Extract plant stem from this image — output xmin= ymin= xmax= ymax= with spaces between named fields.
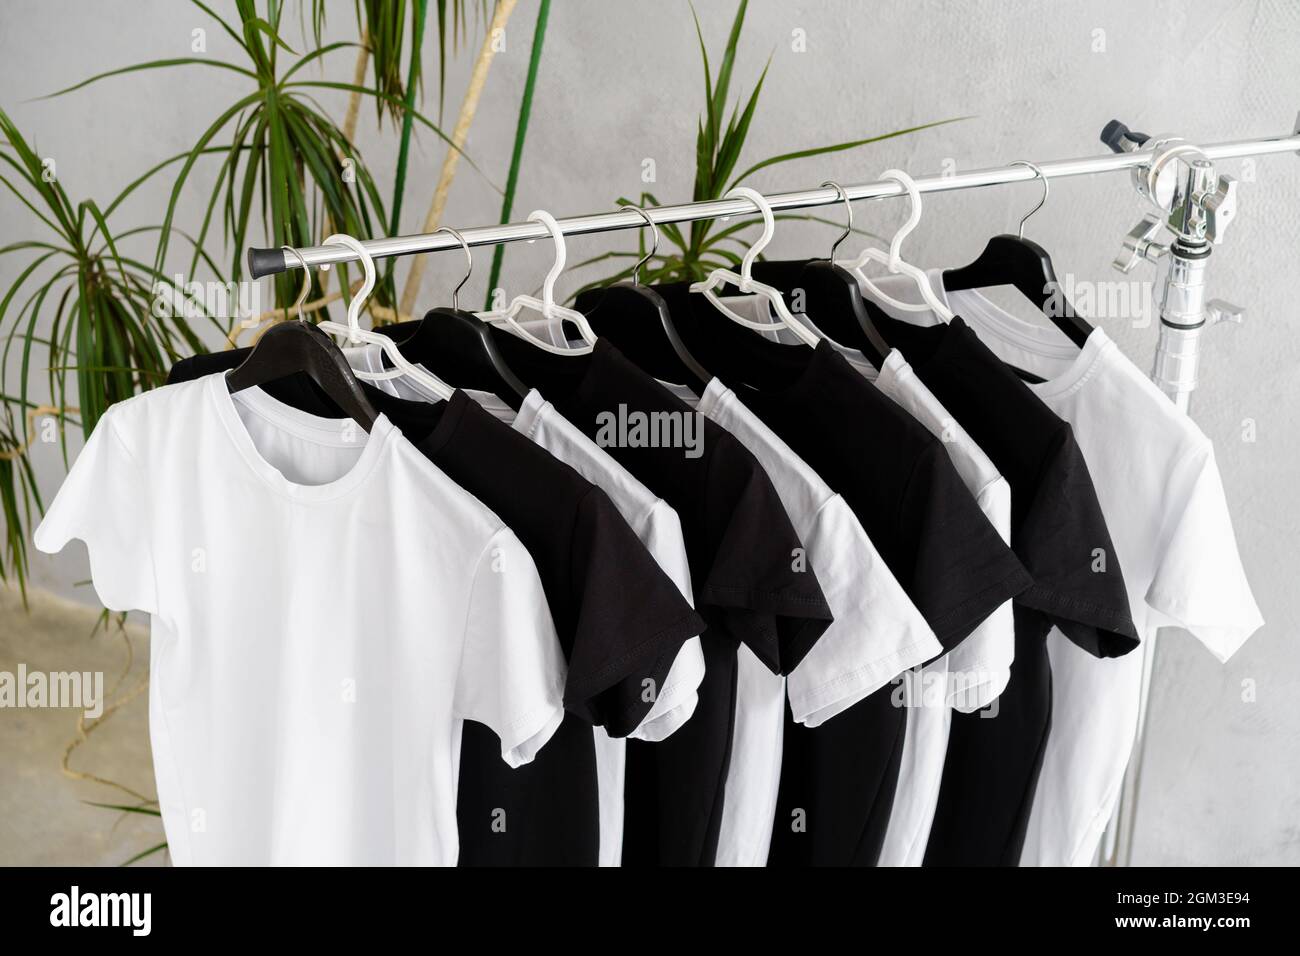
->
xmin=483 ymin=0 xmax=549 ymax=310
xmin=342 ymin=29 xmax=371 ymax=146
xmin=389 ymin=0 xmax=428 ymax=238
xmin=400 ymin=0 xmax=518 ymax=318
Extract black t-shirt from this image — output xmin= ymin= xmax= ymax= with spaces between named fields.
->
xmin=858 ymin=313 xmax=1139 ymax=866
xmin=651 ymin=282 xmax=1033 ymax=865
xmin=169 ymin=351 xmax=706 ymax=866
xmin=478 ymin=335 xmax=836 ymax=866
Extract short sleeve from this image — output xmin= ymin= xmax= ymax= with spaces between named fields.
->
xmin=1016 ymin=425 xmax=1139 ymax=658
xmin=1146 ymin=441 xmax=1263 ymax=662
xmin=562 ymin=487 xmax=707 ymax=737
xmin=628 ymin=500 xmax=706 ymax=742
xmin=899 ymin=441 xmax=1032 ymax=649
xmin=787 ymin=494 xmax=941 ymax=727
xmin=628 ymin=637 xmax=705 ymax=742
xmin=33 ymin=408 xmax=158 ymax=617
xmin=454 ymin=528 xmax=566 ymax=768
xmin=944 ymin=476 xmax=1016 ymax=712
xmin=699 ymin=437 xmax=834 ymax=675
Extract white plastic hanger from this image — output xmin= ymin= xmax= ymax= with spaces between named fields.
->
xmin=316 ymin=233 xmax=454 ymax=400
xmin=687 ymin=186 xmax=820 ymax=347
xmin=477 ymin=210 xmax=596 ymax=355
xmin=845 ymin=169 xmax=956 ymax=321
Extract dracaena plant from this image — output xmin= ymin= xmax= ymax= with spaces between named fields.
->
xmin=48 ymin=0 xmax=482 ymax=318
xmin=572 ymin=0 xmax=963 ymax=297
xmin=0 ymin=109 xmax=228 ymax=591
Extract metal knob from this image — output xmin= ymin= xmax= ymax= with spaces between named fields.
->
xmin=1206 ymin=299 xmax=1245 ymax=326
xmin=1113 ymin=214 xmax=1167 ymax=274
xmin=1200 ymin=175 xmax=1238 ymax=244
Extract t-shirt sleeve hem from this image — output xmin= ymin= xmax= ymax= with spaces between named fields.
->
xmin=790 ymin=634 xmax=942 ymax=728
xmin=1016 ymin=583 xmax=1139 ymax=658
xmin=926 ymin=562 xmax=1032 ymax=651
xmin=562 ymin=609 xmax=706 ymax=736
xmin=698 ymin=582 xmax=834 ymax=675
xmin=627 ymin=686 xmax=699 ymax=743
xmin=626 ymin=637 xmax=704 ymax=742
xmin=1144 ymin=586 xmax=1263 ymax=663
xmin=497 ymin=691 xmax=567 ymax=769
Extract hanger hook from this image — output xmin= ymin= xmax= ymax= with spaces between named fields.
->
xmin=820 ymin=181 xmax=853 ymax=265
xmin=432 ymin=226 xmax=472 ymax=309
xmin=322 ymin=234 xmax=376 ymax=344
xmin=281 ymin=246 xmax=311 ymax=322
xmin=619 ymin=204 xmax=659 ymax=285
xmin=724 ymin=186 xmax=775 ymax=287
xmin=1009 ymin=160 xmax=1048 ymax=240
xmin=877 ymin=169 xmax=923 ymax=272
xmin=526 ymin=210 xmax=567 ymax=319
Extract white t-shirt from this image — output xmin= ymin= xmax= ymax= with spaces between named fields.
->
xmin=347 ymin=345 xmax=705 ymax=867
xmin=864 ymin=271 xmax=1264 ymax=866
xmin=34 ymin=374 xmax=566 ymax=865
xmin=672 ymin=377 xmax=941 ymax=867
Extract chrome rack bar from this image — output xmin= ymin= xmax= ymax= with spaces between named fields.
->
xmin=247 ymin=123 xmax=1300 ymax=279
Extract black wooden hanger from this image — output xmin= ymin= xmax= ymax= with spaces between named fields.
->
xmin=942 ymin=161 xmax=1094 ymax=348
xmin=573 ymin=205 xmax=710 ymax=392
xmin=750 ymin=181 xmax=889 ymax=366
xmin=227 ymin=248 xmax=378 ymax=430
xmin=379 ymin=227 xmax=528 ymax=410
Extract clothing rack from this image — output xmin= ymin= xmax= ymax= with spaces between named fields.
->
xmin=247 ymin=117 xmax=1300 ymax=867
xmin=247 ymin=120 xmax=1300 ymax=279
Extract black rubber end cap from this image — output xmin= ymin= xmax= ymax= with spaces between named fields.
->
xmin=1100 ymin=119 xmax=1130 ymax=153
xmin=248 ymin=247 xmax=286 ymax=279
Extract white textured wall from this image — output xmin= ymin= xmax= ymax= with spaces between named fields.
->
xmin=2 ymin=0 xmax=1296 ymax=864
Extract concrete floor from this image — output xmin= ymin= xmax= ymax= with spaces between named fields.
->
xmin=0 ymin=584 xmax=166 ymax=866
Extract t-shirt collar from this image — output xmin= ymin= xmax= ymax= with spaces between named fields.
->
xmin=925 ymin=268 xmax=1114 ymax=399
xmin=413 ymin=388 xmax=473 ymax=458
xmin=208 ymin=372 xmax=397 ymax=502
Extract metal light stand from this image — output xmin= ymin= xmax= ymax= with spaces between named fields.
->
xmin=1097 ymin=120 xmax=1249 ymax=866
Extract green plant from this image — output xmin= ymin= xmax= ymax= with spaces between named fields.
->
xmin=49 ymin=1 xmax=483 ymax=319
xmin=351 ymin=2 xmax=491 ymax=250
xmin=573 ymin=0 xmax=963 ymax=296
xmin=0 ymin=109 xmax=227 ymax=589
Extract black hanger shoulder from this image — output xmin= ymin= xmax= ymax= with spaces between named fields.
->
xmin=751 ymin=258 xmax=889 ymax=365
xmin=943 ymin=234 xmax=1093 ymax=348
xmin=227 ymin=321 xmax=378 ymax=430
xmin=382 ymin=307 xmax=527 ymax=410
xmin=644 ymin=281 xmax=812 ymax=393
xmin=575 ymin=282 xmax=710 ymax=391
